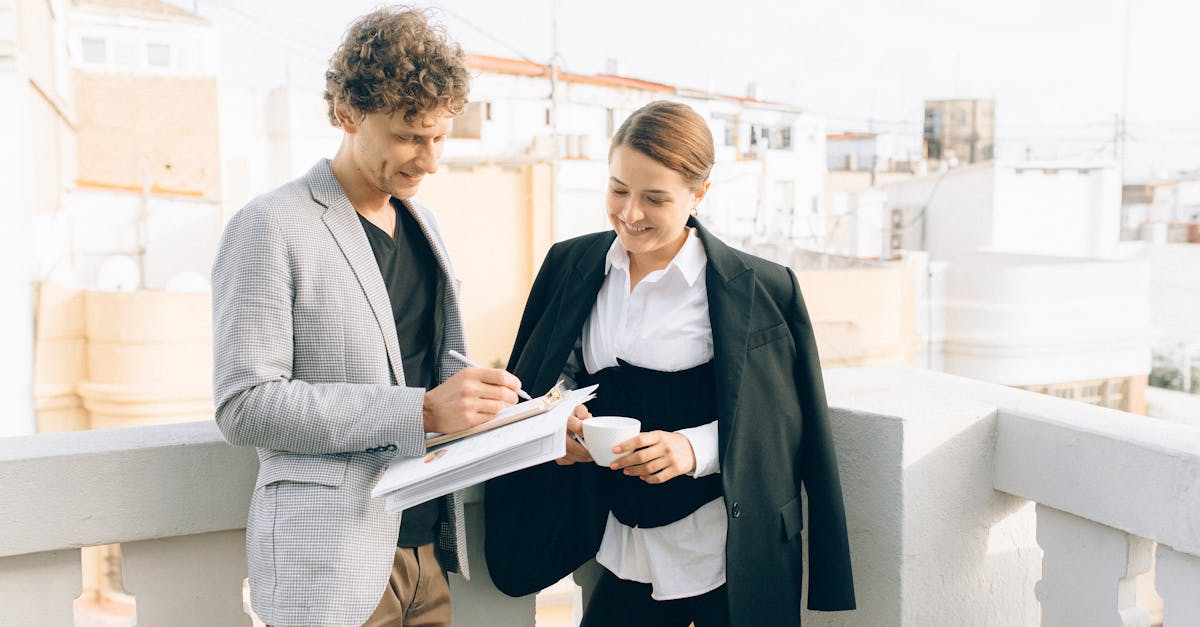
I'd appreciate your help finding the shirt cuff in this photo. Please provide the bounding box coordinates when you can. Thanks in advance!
[677,420,720,478]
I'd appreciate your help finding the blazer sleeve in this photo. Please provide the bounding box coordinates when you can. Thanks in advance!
[210,203,427,456]
[785,267,856,611]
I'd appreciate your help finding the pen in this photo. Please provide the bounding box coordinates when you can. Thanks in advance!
[447,349,533,401]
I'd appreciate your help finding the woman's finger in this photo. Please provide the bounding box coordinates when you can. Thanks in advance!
[610,442,664,470]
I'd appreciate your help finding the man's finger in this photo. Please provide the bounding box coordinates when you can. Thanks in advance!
[477,368,522,390]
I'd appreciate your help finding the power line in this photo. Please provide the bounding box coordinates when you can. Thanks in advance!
[424,0,542,65]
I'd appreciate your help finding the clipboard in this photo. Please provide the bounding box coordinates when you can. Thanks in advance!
[423,382,569,447]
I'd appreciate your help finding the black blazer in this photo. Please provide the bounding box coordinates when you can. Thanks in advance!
[485,219,855,624]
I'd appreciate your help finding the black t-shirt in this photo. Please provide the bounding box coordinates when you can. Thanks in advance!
[358,201,441,547]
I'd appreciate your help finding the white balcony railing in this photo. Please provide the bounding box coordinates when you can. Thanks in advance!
[3,367,1199,626]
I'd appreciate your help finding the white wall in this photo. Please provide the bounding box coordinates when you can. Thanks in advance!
[878,161,1122,262]
[705,159,762,240]
[881,163,996,261]
[34,189,221,290]
[0,68,37,436]
[554,159,609,241]
[993,162,1122,258]
[807,368,1042,626]
[219,85,338,219]
[1147,243,1200,346]
[942,251,1154,386]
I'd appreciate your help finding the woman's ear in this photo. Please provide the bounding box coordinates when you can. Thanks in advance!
[693,179,712,208]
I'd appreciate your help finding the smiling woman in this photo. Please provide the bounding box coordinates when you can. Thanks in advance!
[486,100,856,626]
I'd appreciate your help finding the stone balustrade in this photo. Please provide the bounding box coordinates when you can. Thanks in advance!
[3,367,1199,626]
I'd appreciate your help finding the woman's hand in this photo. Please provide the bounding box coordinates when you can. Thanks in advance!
[555,404,594,465]
[609,431,696,483]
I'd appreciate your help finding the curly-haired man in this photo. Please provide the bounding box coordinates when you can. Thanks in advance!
[211,7,522,626]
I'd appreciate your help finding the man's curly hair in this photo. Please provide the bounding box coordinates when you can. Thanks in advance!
[324,7,471,127]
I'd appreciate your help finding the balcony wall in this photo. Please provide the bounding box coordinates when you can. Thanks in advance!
[3,367,1200,626]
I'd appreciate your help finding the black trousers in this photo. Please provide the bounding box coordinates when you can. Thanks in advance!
[580,570,731,627]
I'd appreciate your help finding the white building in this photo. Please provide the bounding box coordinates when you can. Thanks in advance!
[828,153,1153,411]
[217,54,829,250]
[880,160,1123,261]
[2,0,76,435]
[449,55,829,246]
[926,251,1154,412]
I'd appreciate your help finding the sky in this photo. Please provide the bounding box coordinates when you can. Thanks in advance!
[175,0,1200,182]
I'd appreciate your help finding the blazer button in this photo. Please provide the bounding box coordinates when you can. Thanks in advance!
[731,501,741,518]
[386,444,398,452]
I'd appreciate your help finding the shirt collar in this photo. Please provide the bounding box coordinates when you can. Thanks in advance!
[604,227,707,286]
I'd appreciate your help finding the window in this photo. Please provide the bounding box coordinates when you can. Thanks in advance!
[81,37,107,64]
[606,108,614,138]
[147,43,171,68]
[772,127,792,150]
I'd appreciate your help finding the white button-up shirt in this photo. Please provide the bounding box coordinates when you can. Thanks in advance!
[582,228,726,600]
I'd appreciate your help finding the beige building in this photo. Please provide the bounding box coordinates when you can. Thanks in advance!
[923,98,995,165]
[727,243,922,368]
[414,163,555,368]
[71,0,221,199]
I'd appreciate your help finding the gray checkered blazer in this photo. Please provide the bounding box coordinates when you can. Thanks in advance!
[212,159,469,627]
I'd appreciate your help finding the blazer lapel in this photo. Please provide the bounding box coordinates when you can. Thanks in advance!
[693,218,753,459]
[535,233,612,393]
[308,160,406,385]
[401,199,468,382]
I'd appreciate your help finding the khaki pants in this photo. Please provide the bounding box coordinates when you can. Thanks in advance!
[267,544,451,627]
[362,544,452,627]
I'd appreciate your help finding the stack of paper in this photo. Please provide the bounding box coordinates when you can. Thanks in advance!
[372,384,598,513]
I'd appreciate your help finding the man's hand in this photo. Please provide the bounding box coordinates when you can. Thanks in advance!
[609,431,696,484]
[423,367,521,434]
[555,404,593,465]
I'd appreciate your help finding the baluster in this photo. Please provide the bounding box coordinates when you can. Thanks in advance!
[0,548,80,625]
[121,530,249,626]
[1036,504,1150,627]
[1155,544,1200,626]
[448,501,537,626]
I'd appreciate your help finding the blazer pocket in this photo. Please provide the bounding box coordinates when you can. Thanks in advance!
[779,495,804,542]
[255,454,348,490]
[748,322,790,350]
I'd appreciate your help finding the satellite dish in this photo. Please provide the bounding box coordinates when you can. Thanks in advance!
[96,256,140,292]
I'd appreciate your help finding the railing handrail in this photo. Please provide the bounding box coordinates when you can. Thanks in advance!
[0,421,257,558]
[880,366,1200,556]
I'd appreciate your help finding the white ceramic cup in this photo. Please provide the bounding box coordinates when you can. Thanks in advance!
[582,416,642,467]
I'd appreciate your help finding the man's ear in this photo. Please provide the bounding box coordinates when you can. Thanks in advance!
[334,101,359,133]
